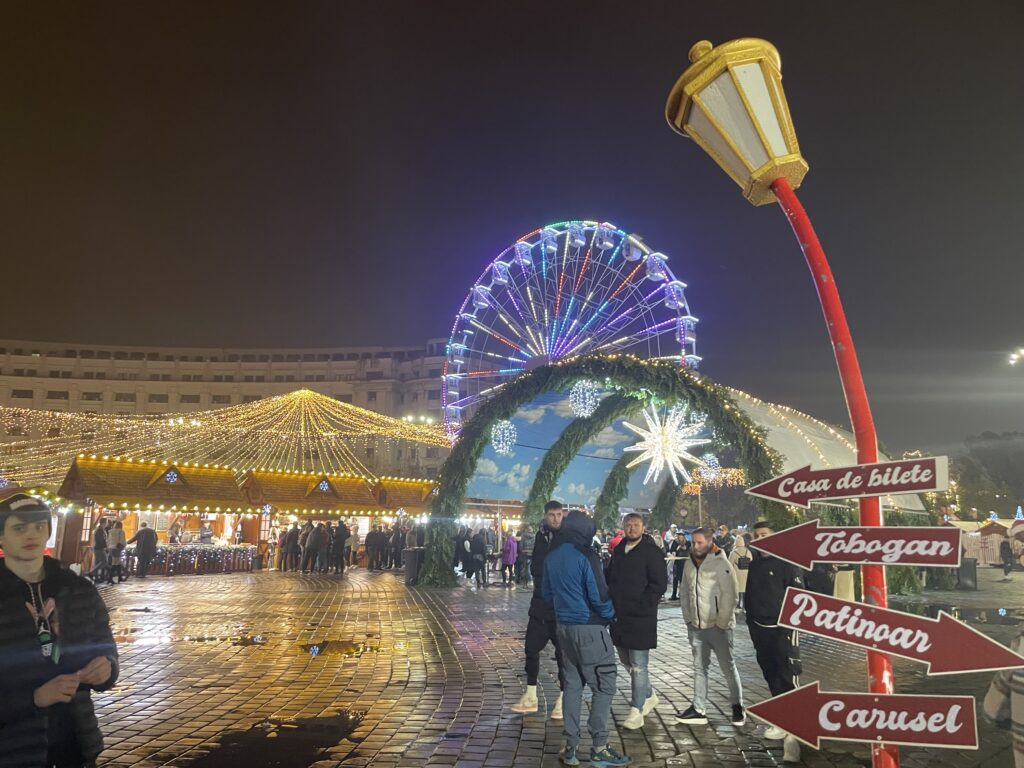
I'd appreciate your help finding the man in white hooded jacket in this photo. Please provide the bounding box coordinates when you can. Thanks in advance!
[675,527,745,727]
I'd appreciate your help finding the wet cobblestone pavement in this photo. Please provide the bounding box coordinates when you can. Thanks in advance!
[93,568,1017,768]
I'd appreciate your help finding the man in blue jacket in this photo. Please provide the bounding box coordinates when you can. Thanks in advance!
[543,510,631,768]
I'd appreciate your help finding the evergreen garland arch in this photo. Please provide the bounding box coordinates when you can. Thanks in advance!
[419,355,791,586]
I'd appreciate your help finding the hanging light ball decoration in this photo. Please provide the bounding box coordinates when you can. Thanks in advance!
[569,380,602,418]
[623,404,711,485]
[491,419,518,456]
[697,453,720,483]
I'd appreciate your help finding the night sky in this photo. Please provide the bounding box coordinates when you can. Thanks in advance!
[3,2,1022,455]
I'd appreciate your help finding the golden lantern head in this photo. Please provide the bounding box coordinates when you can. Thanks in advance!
[665,38,808,206]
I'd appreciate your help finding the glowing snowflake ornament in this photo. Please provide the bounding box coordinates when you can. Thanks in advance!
[697,453,721,483]
[569,380,601,418]
[491,419,517,456]
[623,404,711,485]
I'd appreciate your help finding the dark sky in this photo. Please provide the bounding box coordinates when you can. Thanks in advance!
[3,1,1022,455]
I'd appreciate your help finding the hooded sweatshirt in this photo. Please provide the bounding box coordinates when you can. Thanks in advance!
[542,511,615,626]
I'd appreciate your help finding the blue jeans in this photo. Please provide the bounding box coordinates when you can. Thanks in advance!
[615,646,651,710]
[688,625,743,712]
[557,624,617,749]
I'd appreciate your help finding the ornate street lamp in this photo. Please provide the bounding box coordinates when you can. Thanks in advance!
[667,39,899,768]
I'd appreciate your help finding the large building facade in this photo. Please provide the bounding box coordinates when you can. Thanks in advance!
[0,337,450,479]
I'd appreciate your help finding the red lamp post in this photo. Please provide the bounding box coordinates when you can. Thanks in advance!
[665,39,898,768]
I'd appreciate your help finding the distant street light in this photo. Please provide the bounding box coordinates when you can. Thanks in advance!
[666,38,898,768]
[1009,347,1024,365]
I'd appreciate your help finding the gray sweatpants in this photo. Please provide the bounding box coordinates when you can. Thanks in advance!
[688,625,743,712]
[556,623,617,749]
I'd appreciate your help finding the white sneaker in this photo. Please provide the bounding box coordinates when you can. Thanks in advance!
[764,725,786,740]
[511,690,538,714]
[550,692,564,720]
[782,735,801,763]
[641,692,659,716]
[623,707,644,729]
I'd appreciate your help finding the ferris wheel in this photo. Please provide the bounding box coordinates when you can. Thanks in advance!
[442,220,700,436]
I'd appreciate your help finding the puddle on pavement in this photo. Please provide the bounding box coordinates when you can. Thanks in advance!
[181,710,363,767]
[112,629,269,646]
[298,639,378,658]
[897,603,1023,625]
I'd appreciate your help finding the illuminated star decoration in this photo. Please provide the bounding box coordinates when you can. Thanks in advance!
[491,419,517,457]
[622,404,711,485]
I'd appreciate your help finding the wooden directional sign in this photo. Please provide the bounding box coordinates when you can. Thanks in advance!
[745,456,948,508]
[748,519,961,569]
[778,587,1024,675]
[748,682,978,750]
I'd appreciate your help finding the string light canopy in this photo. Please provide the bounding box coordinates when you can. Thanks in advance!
[0,389,449,487]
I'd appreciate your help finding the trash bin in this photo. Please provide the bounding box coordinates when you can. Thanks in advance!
[404,547,425,585]
[957,557,978,590]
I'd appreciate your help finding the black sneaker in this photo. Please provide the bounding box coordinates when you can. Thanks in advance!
[674,706,707,725]
[731,705,746,726]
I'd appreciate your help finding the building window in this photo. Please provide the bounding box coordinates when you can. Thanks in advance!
[336,394,352,403]
[366,371,384,381]
[426,447,439,459]
[11,389,33,398]
[428,369,441,378]
[114,392,137,402]
[242,395,261,403]
[179,394,200,404]
[427,390,441,400]
[367,391,377,402]
[46,391,69,400]
[148,394,169,403]
[211,394,231,404]
[81,392,103,401]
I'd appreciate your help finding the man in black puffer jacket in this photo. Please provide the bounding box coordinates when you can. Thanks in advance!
[0,492,119,768]
[510,500,566,719]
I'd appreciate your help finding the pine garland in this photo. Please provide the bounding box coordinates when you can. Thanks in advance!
[419,355,789,586]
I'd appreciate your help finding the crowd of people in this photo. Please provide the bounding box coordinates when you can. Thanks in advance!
[508,501,814,767]
[270,520,427,574]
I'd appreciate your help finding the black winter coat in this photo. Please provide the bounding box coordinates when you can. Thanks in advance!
[529,528,557,620]
[0,557,119,768]
[744,552,805,626]
[605,535,667,650]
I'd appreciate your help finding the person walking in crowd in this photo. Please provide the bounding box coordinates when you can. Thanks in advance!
[90,519,109,581]
[668,530,689,601]
[469,527,489,587]
[390,525,405,569]
[126,521,159,579]
[1000,533,1016,580]
[318,523,333,573]
[606,512,667,730]
[365,526,383,571]
[984,517,1024,767]
[301,522,325,573]
[517,524,534,585]
[332,520,350,575]
[501,529,518,586]
[346,523,359,567]
[714,524,735,556]
[745,520,804,762]
[512,501,566,719]
[729,533,752,611]
[106,520,127,584]
[283,522,301,571]
[543,510,630,767]
[675,527,745,728]
[0,491,120,768]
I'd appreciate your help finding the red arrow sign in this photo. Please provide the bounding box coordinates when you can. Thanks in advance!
[747,519,961,569]
[778,587,1024,675]
[748,682,978,750]
[745,456,948,508]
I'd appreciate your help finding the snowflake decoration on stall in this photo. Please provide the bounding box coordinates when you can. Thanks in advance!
[491,419,517,456]
[569,380,601,418]
[623,404,711,485]
[1016,505,1023,521]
